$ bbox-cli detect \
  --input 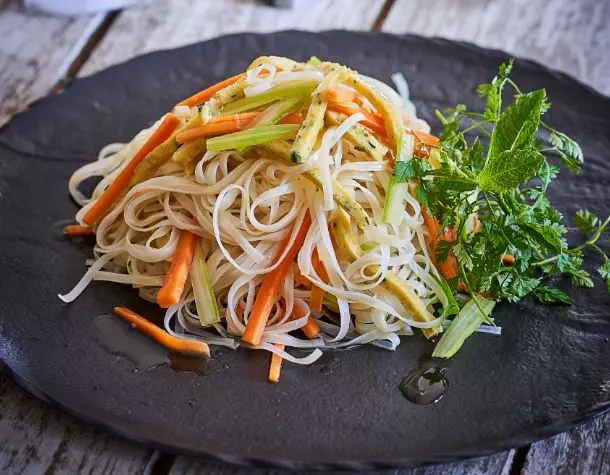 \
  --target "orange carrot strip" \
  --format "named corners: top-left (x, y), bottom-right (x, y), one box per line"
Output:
top-left (114, 307), bottom-right (210, 356)
top-left (242, 214), bottom-right (312, 346)
top-left (327, 102), bottom-right (387, 138)
top-left (83, 113), bottom-right (181, 225)
top-left (294, 265), bottom-right (312, 288)
top-left (408, 128), bottom-right (439, 147)
top-left (291, 303), bottom-right (321, 339)
top-left (176, 73), bottom-right (246, 108)
top-left (64, 224), bottom-right (95, 236)
top-left (422, 210), bottom-right (458, 281)
top-left (268, 343), bottom-right (285, 383)
top-left (278, 110), bottom-right (305, 125)
top-left (309, 250), bottom-right (328, 313)
top-left (176, 112), bottom-right (259, 143)
top-left (327, 87), bottom-right (357, 104)
top-left (157, 230), bottom-right (198, 308)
